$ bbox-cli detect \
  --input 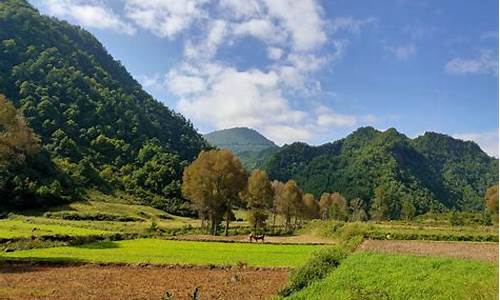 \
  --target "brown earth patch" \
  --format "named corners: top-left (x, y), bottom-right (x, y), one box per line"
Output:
top-left (0, 263), bottom-right (288, 299)
top-left (358, 239), bottom-right (498, 263)
top-left (173, 234), bottom-right (334, 245)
